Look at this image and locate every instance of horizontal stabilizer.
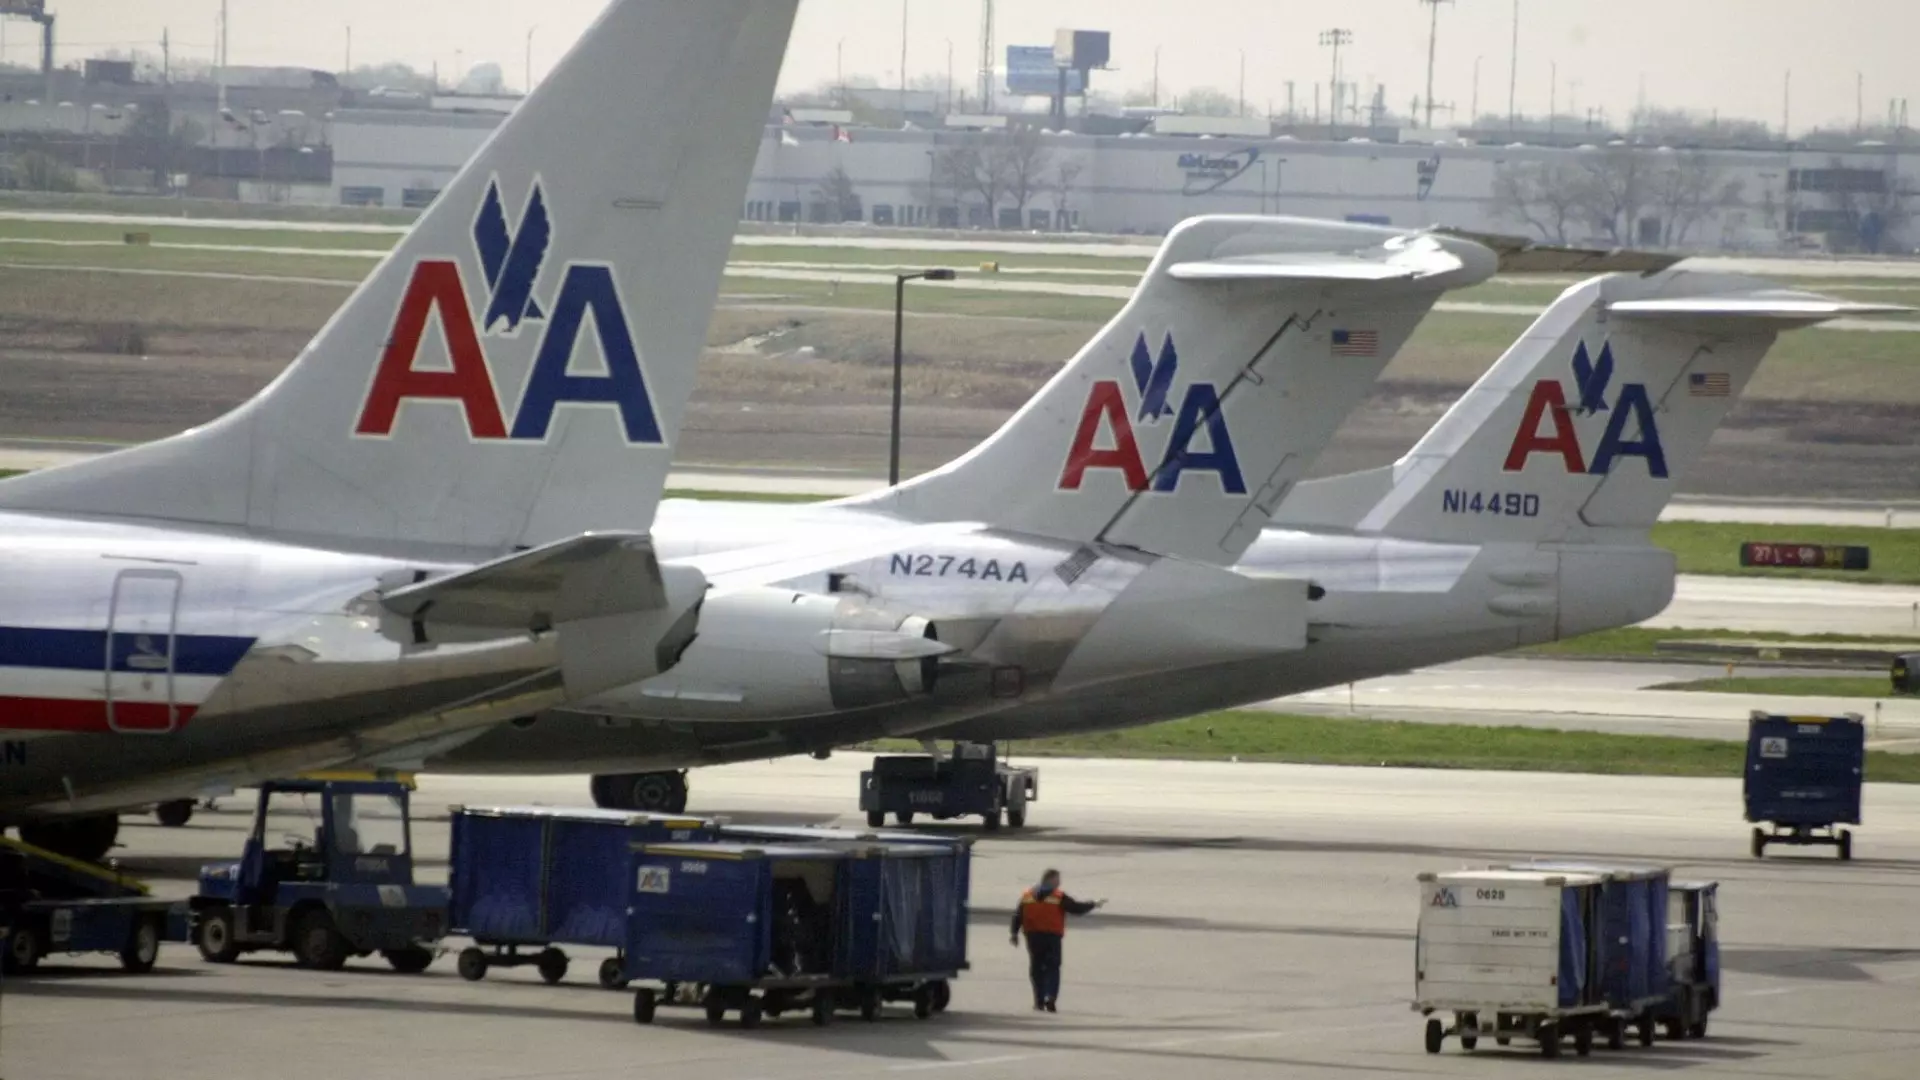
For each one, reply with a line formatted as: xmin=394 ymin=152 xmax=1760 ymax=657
xmin=1609 ymin=291 xmax=1911 ymax=326
xmin=1167 ymin=239 xmax=1465 ymax=283
xmin=1435 ymin=228 xmax=1685 ymax=275
xmin=380 ymin=532 xmax=684 ymax=631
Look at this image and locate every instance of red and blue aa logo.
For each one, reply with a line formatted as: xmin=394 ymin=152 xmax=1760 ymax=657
xmin=1058 ymin=332 xmax=1246 ymax=494
xmin=353 ymin=175 xmax=662 ymax=444
xmin=1503 ymin=341 xmax=1668 ymax=478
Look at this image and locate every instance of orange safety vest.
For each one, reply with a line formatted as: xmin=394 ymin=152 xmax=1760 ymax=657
xmin=1019 ymin=888 xmax=1068 ymax=936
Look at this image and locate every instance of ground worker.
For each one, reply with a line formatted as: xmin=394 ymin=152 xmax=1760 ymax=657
xmin=1010 ymin=868 xmax=1104 ymax=1012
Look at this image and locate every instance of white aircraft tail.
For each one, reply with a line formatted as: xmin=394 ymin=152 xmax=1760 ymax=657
xmin=1277 ymin=272 xmax=1907 ymax=543
xmin=0 ymin=0 xmax=798 ymax=555
xmin=852 ymin=216 xmax=1500 ymax=564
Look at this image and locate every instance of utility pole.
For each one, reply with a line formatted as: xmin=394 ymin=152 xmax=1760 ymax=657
xmin=1470 ymin=55 xmax=1480 ymax=125
xmin=1238 ymin=50 xmax=1246 ymax=116
xmin=1319 ymin=28 xmax=1352 ymax=138
xmin=1857 ymin=71 xmax=1864 ymax=134
xmin=1419 ymin=0 xmax=1451 ymax=130
xmin=525 ymin=26 xmax=537 ymax=94
xmin=220 ymin=0 xmax=228 ymax=71
xmin=1783 ymin=69 xmax=1791 ymax=140
xmin=977 ymin=0 xmax=994 ymax=114
xmin=1548 ymin=60 xmax=1556 ymax=135
xmin=899 ymin=0 xmax=909 ymax=115
xmin=162 ymin=28 xmax=171 ymax=84
xmin=1508 ymin=0 xmax=1519 ymax=133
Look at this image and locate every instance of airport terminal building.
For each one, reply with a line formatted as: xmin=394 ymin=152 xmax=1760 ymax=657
xmin=330 ymin=106 xmax=1920 ymax=253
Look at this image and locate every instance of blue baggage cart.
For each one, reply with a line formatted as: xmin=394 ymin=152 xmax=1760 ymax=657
xmin=1744 ymin=712 xmax=1864 ymax=860
xmin=1506 ymin=860 xmax=1671 ymax=1048
xmin=1653 ymin=881 xmax=1720 ymax=1040
xmin=624 ymin=839 xmax=969 ymax=1029
xmin=447 ymin=805 xmax=715 ymax=987
xmin=0 ymin=836 xmax=189 ymax=975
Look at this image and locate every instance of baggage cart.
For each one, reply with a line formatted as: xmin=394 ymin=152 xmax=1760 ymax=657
xmin=0 ymin=839 xmax=189 ymax=975
xmin=1415 ymin=870 xmax=1613 ymax=1059
xmin=1653 ymin=881 xmax=1720 ymax=1040
xmin=447 ymin=805 xmax=715 ymax=987
xmin=624 ymin=840 xmax=968 ymax=1029
xmin=1743 ymin=712 xmax=1864 ymax=859
xmin=1504 ymin=860 xmax=1673 ymax=1047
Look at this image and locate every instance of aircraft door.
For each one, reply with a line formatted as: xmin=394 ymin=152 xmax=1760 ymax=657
xmin=105 ymin=569 xmax=184 ymax=734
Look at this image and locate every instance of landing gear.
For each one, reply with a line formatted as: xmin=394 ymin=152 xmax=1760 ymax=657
xmin=155 ymin=800 xmax=195 ymax=828
xmin=590 ymin=771 xmax=689 ymax=814
xmin=19 ymin=814 xmax=120 ymax=863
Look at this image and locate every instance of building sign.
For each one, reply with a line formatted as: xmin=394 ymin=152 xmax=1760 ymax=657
xmin=1179 ymin=147 xmax=1259 ymax=196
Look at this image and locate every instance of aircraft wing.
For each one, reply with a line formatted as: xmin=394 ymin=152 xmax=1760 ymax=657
xmin=379 ymin=532 xmax=676 ymax=632
xmin=1433 ymin=227 xmax=1686 ymax=275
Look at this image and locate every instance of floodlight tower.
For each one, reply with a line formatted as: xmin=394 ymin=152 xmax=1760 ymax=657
xmin=1420 ymin=0 xmax=1453 ymax=129
xmin=1319 ymin=28 xmax=1352 ymax=137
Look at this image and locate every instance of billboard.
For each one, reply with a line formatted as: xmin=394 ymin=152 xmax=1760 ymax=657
xmin=0 ymin=1 xmax=46 ymax=17
xmin=1006 ymin=45 xmax=1083 ymax=97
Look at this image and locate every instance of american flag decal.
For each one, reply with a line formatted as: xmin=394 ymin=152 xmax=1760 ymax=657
xmin=1054 ymin=546 xmax=1100 ymax=586
xmin=1331 ymin=328 xmax=1379 ymax=357
xmin=1689 ymin=372 xmax=1731 ymax=397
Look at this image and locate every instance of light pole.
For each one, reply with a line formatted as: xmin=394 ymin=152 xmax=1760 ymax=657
xmin=891 ymin=268 xmax=958 ymax=485
xmin=1319 ymin=29 xmax=1352 ymax=138
xmin=1419 ymin=0 xmax=1452 ymax=130
xmin=525 ymin=26 xmax=537 ymax=94
xmin=945 ymin=38 xmax=954 ymax=113
xmin=836 ymin=38 xmax=845 ymax=106
xmin=1152 ymin=45 xmax=1161 ymax=108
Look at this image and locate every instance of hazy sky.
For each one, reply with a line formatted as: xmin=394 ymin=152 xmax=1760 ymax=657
xmin=33 ymin=1 xmax=1918 ymax=132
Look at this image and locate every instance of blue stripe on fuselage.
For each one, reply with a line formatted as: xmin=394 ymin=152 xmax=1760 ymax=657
xmin=0 ymin=627 xmax=256 ymax=675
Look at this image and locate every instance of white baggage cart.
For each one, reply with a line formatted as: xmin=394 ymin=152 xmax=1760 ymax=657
xmin=1415 ymin=870 xmax=1612 ymax=1058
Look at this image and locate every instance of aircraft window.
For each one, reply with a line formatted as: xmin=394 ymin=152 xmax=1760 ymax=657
xmin=329 ymin=792 xmax=408 ymax=857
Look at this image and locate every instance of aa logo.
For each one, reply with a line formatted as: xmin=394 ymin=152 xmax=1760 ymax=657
xmin=1503 ymin=341 xmax=1668 ymax=478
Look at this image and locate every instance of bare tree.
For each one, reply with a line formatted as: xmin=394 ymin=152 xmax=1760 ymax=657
xmin=1049 ymin=156 xmax=1086 ymax=228
xmin=1571 ymin=146 xmax=1653 ymax=246
xmin=932 ymin=144 xmax=998 ymax=225
xmin=1176 ymin=87 xmax=1239 ymax=117
xmin=991 ymin=127 xmax=1056 ymax=224
xmin=1649 ymin=152 xmax=1744 ymax=248
xmin=814 ymin=166 xmax=861 ymax=224
xmin=1489 ymin=161 xmax=1588 ymax=244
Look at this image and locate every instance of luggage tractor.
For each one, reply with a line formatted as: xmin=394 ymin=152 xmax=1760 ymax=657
xmin=190 ymin=780 xmax=447 ymax=971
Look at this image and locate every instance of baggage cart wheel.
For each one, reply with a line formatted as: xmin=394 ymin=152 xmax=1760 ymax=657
xmin=1496 ymin=1038 xmax=1510 ymax=1047
xmin=812 ymin=992 xmax=834 ymax=1026
xmin=598 ymin=956 xmax=627 ymax=989
xmin=1688 ymin=1017 xmax=1709 ymax=1039
xmin=1460 ymin=1033 xmax=1478 ymax=1051
xmin=1423 ymin=1018 xmax=1443 ymax=1054
xmin=1751 ymin=828 xmax=1766 ymax=859
xmin=1839 ymin=830 xmax=1853 ymax=861
xmin=1538 ymin=1024 xmax=1561 ymax=1059
xmin=632 ymin=989 xmax=658 ymax=1025
xmin=1636 ymin=1014 xmax=1655 ymax=1047
xmin=859 ymin=985 xmax=882 ymax=1022
xmin=1664 ymin=1019 xmax=1685 ymax=1041
xmin=1007 ymin=805 xmax=1026 ymax=829
xmin=705 ymin=990 xmax=728 ymax=1026
xmin=982 ymin=807 xmax=1002 ymax=832
xmin=457 ymin=946 xmax=489 ymax=981
xmin=291 ymin=909 xmax=349 ymax=971
xmin=383 ymin=947 xmax=433 ymax=975
xmin=536 ymin=947 xmax=569 ymax=984
xmin=1606 ymin=1017 xmax=1626 ymax=1050
xmin=197 ymin=907 xmax=241 ymax=964
xmin=930 ymin=979 xmax=952 ymax=1013
xmin=895 ymin=811 xmax=915 ymax=827
xmin=914 ymin=986 xmax=935 ymax=1019
xmin=121 ymin=915 xmax=162 ymax=974
xmin=4 ymin=922 xmax=42 ymax=973
xmin=740 ymin=996 xmax=763 ymax=1029
xmin=867 ymin=810 xmax=885 ymax=828
xmin=1574 ymin=1027 xmax=1593 ymax=1057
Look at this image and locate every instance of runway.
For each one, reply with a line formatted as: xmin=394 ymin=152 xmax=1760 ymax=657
xmin=1273 ymin=657 xmax=1920 ymax=747
xmin=7 ymin=759 xmax=1918 ymax=1080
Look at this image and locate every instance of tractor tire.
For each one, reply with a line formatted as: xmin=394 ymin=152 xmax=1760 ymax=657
xmin=4 ymin=922 xmax=42 ymax=973
xmin=1006 ymin=804 xmax=1027 ymax=829
xmin=866 ymin=810 xmax=885 ymax=828
xmin=291 ymin=909 xmax=349 ymax=971
xmin=1751 ymin=827 xmax=1766 ymax=859
xmin=384 ymin=947 xmax=434 ymax=974
xmin=1839 ymin=830 xmax=1854 ymax=861
xmin=895 ymin=811 xmax=915 ymax=827
xmin=120 ymin=916 xmax=162 ymax=973
xmin=197 ymin=907 xmax=241 ymax=964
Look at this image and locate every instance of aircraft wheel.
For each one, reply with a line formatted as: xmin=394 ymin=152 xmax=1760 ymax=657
xmin=155 ymin=800 xmax=195 ymax=828
xmin=20 ymin=814 xmax=120 ymax=863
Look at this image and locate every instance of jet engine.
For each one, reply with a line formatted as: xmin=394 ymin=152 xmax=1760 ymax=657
xmin=580 ymin=587 xmax=955 ymax=722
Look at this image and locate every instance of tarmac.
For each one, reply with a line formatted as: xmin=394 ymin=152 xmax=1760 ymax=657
xmin=6 ymin=758 xmax=1919 ymax=1079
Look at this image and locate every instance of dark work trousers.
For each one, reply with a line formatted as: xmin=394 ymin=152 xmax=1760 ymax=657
xmin=1025 ymin=932 xmax=1063 ymax=1006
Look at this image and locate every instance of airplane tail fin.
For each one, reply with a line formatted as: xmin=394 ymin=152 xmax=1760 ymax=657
xmin=0 ymin=0 xmax=798 ymax=554
xmin=1277 ymin=272 xmax=1907 ymax=543
xmin=850 ymin=216 xmax=1501 ymax=564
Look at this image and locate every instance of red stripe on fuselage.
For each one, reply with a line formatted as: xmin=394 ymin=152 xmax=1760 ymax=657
xmin=0 ymin=697 xmax=198 ymax=733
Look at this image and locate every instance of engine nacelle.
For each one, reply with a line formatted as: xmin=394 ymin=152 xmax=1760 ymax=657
xmin=581 ymin=586 xmax=952 ymax=722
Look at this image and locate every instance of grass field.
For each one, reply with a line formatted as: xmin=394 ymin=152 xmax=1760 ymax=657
xmin=1650 ymin=674 xmax=1899 ymax=697
xmin=1650 ymin=520 xmax=1920 ymax=585
xmin=1518 ymin=626 xmax=1915 ymax=658
xmin=869 ymin=709 xmax=1920 ymax=780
